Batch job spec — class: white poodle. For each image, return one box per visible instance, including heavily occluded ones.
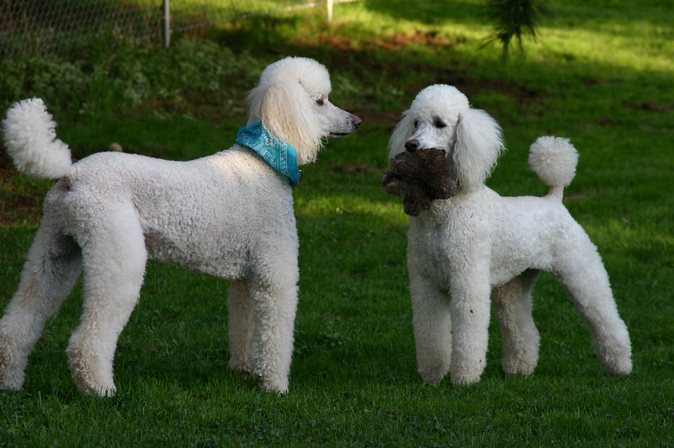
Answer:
[388,84,631,386]
[0,56,361,396]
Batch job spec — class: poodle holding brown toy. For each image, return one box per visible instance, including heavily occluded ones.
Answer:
[0,57,361,396]
[387,84,631,386]
[382,147,458,216]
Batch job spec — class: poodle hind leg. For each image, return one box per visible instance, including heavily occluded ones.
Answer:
[0,224,82,390]
[227,279,253,378]
[554,236,632,376]
[409,272,452,385]
[66,206,147,396]
[491,269,541,377]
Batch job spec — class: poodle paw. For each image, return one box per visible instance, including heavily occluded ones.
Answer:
[603,353,632,377]
[228,359,253,379]
[418,366,450,386]
[0,349,25,391]
[73,376,117,397]
[502,352,538,377]
[67,346,117,397]
[257,376,289,394]
[230,367,253,380]
[0,376,23,391]
[450,368,483,387]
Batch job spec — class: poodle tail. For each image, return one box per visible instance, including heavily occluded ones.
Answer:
[3,98,73,180]
[528,136,578,201]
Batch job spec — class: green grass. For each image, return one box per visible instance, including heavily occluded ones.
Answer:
[1,0,674,446]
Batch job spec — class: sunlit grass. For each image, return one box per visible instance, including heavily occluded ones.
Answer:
[296,194,406,220]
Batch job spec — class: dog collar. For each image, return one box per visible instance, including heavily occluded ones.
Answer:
[236,122,302,187]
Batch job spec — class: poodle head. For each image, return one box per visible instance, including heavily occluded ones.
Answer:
[388,85,505,192]
[246,57,361,166]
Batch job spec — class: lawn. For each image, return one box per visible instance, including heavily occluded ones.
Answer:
[0,0,673,446]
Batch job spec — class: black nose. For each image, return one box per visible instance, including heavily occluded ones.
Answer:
[405,139,420,152]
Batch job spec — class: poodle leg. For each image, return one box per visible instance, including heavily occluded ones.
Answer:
[0,224,81,390]
[554,237,632,376]
[491,269,541,377]
[449,271,492,386]
[409,272,452,385]
[248,262,299,394]
[66,206,147,396]
[227,279,253,378]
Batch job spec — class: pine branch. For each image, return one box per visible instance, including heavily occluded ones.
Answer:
[484,0,551,61]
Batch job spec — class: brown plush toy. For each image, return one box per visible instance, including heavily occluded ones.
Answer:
[382,148,458,216]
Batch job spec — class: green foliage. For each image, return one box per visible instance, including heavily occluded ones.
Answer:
[1,0,674,446]
[0,40,265,122]
[485,0,551,60]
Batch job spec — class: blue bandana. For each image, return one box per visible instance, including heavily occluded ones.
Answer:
[235,122,303,187]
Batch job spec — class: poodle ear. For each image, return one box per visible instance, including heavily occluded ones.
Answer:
[452,108,505,191]
[246,79,322,166]
[388,110,416,162]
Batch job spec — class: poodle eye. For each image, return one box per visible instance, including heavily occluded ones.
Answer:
[414,120,419,129]
[316,99,324,106]
[434,120,446,129]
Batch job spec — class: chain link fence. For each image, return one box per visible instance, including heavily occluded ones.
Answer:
[0,0,346,56]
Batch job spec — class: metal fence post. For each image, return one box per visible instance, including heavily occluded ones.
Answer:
[162,0,171,48]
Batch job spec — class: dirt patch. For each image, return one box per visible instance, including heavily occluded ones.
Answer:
[319,30,458,52]
[627,102,674,113]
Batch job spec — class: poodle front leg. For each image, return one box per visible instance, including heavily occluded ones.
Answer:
[249,269,299,394]
[449,275,491,386]
[66,208,147,396]
[491,269,541,377]
[409,272,452,385]
[0,225,81,390]
[227,279,253,378]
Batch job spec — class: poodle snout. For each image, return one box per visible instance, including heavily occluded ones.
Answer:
[405,139,420,152]
[330,112,362,138]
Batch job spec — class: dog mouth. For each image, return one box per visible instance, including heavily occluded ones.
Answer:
[329,132,351,138]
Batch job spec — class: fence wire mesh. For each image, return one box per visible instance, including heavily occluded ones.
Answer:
[0,0,329,56]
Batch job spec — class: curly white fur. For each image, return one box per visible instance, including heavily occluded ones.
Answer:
[390,85,632,386]
[3,98,72,180]
[529,136,578,187]
[0,57,360,396]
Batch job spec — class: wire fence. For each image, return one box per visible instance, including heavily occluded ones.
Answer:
[0,0,349,57]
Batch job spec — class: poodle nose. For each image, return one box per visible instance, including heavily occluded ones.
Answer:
[351,114,362,128]
[405,139,420,152]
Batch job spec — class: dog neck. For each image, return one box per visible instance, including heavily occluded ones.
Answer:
[236,122,303,187]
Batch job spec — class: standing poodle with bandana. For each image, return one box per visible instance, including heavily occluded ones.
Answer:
[0,57,361,396]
